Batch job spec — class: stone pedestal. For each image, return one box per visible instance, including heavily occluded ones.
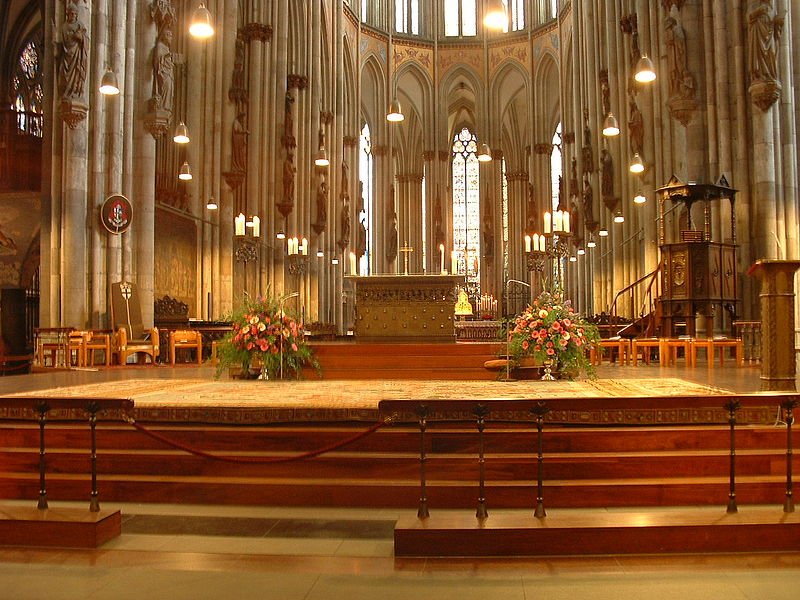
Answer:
[747,260,800,391]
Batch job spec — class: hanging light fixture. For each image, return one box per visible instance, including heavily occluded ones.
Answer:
[386,97,404,122]
[178,161,192,180]
[614,210,625,223]
[634,55,656,83]
[569,255,578,262]
[587,235,597,248]
[331,257,340,265]
[577,247,586,256]
[602,112,620,137]
[634,190,647,204]
[598,228,609,237]
[173,121,190,144]
[477,143,492,162]
[276,229,286,240]
[99,68,120,95]
[189,2,214,39]
[316,249,324,258]
[206,196,217,210]
[629,152,645,174]
[314,146,329,167]
[484,0,508,30]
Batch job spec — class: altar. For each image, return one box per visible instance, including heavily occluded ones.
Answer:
[347,274,465,342]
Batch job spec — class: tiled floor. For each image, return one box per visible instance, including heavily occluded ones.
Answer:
[2,360,799,599]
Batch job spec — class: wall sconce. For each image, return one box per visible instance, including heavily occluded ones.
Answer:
[634,55,657,83]
[602,113,620,137]
[477,143,492,162]
[173,121,190,144]
[178,161,192,180]
[99,68,120,95]
[629,153,645,174]
[189,2,214,39]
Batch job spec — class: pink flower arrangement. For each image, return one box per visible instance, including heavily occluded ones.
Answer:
[507,291,599,378]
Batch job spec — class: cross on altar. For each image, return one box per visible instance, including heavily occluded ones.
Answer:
[399,240,414,275]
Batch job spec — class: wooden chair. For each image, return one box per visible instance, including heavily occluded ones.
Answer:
[111,282,159,365]
[84,330,113,366]
[631,338,662,365]
[169,330,203,365]
[590,338,631,365]
[690,338,744,368]
[661,338,692,367]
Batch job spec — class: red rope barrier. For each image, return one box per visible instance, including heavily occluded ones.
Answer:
[125,416,390,464]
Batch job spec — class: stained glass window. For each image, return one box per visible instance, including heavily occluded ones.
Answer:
[359,122,374,275]
[395,0,419,34]
[444,0,476,37]
[452,128,481,288]
[12,39,43,137]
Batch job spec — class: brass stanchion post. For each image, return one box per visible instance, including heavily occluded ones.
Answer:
[782,399,797,513]
[724,399,740,513]
[474,404,489,520]
[87,401,100,512]
[531,401,550,518]
[415,404,430,519]
[36,400,49,510]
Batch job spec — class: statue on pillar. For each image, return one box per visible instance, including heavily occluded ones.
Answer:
[386,187,398,263]
[582,174,596,229]
[55,2,89,101]
[357,211,368,259]
[313,177,328,234]
[337,185,351,252]
[230,112,248,173]
[628,95,644,157]
[747,0,784,110]
[151,27,175,113]
[581,108,593,175]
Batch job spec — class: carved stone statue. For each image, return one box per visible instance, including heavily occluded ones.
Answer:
[283,92,295,148]
[356,211,367,259]
[748,0,783,83]
[581,174,595,226]
[231,113,248,172]
[56,3,89,100]
[664,13,689,99]
[282,153,295,203]
[601,147,614,198]
[386,188,398,262]
[152,27,174,112]
[581,108,593,174]
[526,182,537,234]
[569,157,579,199]
[315,178,328,227]
[628,95,644,156]
[229,37,247,104]
[338,192,351,251]
[482,212,494,259]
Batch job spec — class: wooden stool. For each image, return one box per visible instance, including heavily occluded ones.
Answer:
[590,338,631,365]
[631,338,662,365]
[690,338,744,368]
[169,330,203,365]
[661,338,692,366]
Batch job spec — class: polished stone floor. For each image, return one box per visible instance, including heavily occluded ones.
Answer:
[2,360,799,599]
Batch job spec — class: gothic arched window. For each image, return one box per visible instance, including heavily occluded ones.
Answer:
[444,0,477,37]
[451,127,481,286]
[395,0,419,35]
[359,122,374,275]
[12,38,44,137]
[501,0,525,32]
[550,122,563,211]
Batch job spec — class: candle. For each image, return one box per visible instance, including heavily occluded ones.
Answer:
[524,235,532,253]
[439,243,445,273]
[539,234,546,253]
[563,211,570,233]
[251,216,260,238]
[349,251,357,275]
[301,237,308,256]
[235,213,246,236]
[451,250,458,275]
[554,211,562,233]
[544,211,551,235]
[532,233,539,253]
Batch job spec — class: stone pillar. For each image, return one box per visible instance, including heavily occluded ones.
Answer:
[748,260,800,391]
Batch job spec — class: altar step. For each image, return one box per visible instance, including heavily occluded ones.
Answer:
[0,422,797,509]
[306,341,503,380]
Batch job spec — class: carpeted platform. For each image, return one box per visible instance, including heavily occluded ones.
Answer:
[2,377,734,424]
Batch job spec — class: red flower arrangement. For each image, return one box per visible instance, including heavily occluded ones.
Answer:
[507,291,599,378]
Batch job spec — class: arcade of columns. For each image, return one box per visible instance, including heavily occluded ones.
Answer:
[39,0,799,334]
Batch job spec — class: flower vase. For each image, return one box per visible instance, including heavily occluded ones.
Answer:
[541,359,556,381]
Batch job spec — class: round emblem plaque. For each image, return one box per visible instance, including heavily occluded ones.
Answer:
[100,194,133,234]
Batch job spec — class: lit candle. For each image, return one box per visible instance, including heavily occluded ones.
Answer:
[532,233,539,253]
[539,235,546,253]
[544,211,552,235]
[439,243,445,273]
[524,235,532,253]
[251,216,260,238]
[451,250,458,275]
[301,237,308,256]
[235,213,246,236]
[349,251,357,275]
[563,211,570,233]
[554,211,562,233]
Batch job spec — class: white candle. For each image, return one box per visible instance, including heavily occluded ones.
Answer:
[563,211,570,233]
[301,237,308,255]
[235,213,246,236]
[554,211,562,233]
[251,216,260,238]
[349,251,357,275]
[539,235,546,253]
[439,243,445,273]
[524,235,531,253]
[451,250,458,275]
[544,211,551,235]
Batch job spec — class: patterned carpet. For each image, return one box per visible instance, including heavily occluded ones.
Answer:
[2,377,734,424]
